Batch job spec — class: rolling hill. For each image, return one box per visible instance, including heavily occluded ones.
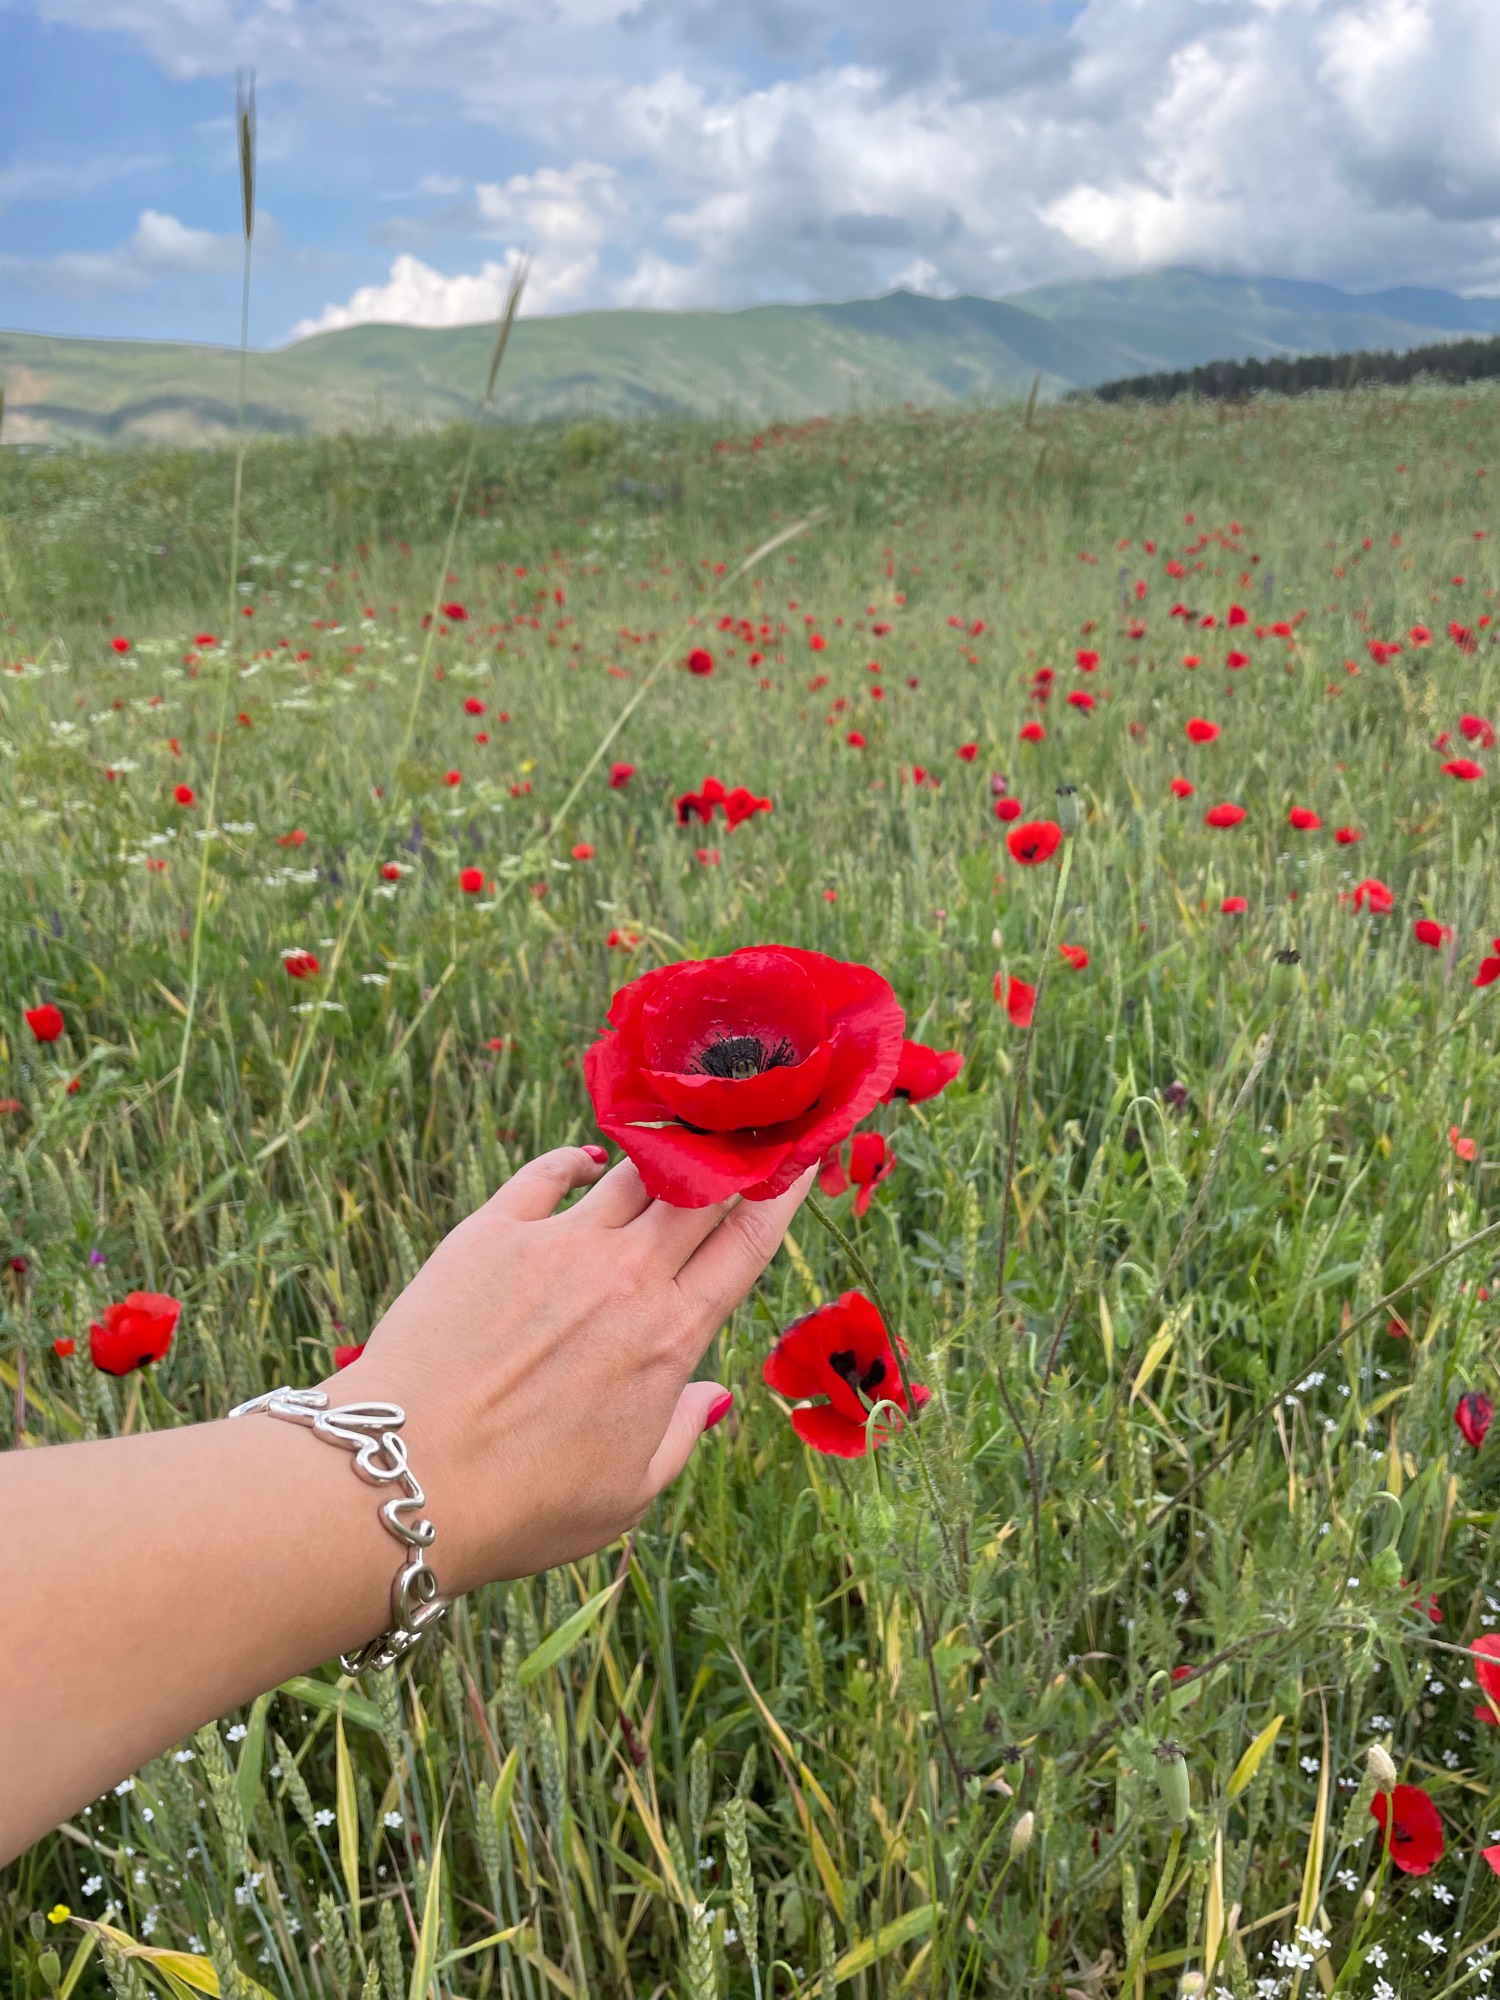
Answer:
[6,267,1500,447]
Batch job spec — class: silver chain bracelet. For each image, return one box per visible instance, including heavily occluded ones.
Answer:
[229,1387,449,1673]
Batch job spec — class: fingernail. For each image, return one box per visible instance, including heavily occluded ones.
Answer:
[582,1144,609,1165]
[704,1391,734,1431]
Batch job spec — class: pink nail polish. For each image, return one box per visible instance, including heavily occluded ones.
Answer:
[704,1391,734,1431]
[582,1144,609,1165]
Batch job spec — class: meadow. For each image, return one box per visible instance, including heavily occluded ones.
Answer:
[3,380,1500,2000]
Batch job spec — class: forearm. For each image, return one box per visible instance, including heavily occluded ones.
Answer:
[1,1412,393,1865]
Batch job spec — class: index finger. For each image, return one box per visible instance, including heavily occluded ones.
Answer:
[672,1167,817,1335]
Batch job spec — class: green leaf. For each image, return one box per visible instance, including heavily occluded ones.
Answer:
[1225,1714,1283,1800]
[277,1675,383,1733]
[827,1905,939,1988]
[518,1581,621,1686]
[234,1691,270,1827]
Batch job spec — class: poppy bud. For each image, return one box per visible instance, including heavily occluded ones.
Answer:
[1054,783,1081,834]
[1371,1544,1403,1591]
[1179,1976,1206,1999]
[1270,946,1304,1003]
[1154,1740,1191,1823]
[1367,1743,1397,1793]
[1008,1809,1035,1859]
[39,1949,62,1990]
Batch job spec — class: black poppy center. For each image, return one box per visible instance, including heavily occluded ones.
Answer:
[692,1033,797,1082]
[828,1348,887,1398]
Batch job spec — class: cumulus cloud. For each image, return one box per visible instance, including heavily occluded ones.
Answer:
[24,0,1500,319]
[4,208,246,294]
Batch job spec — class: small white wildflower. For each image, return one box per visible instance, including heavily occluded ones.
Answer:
[1367,1943,1388,1967]
[114,1777,136,1796]
[82,1876,102,1897]
[1300,1755,1321,1774]
[383,1810,403,1829]
[226,1723,248,1743]
[314,1808,335,1828]
[1417,1928,1448,1954]
[174,1749,195,1764]
[1432,1881,1455,1904]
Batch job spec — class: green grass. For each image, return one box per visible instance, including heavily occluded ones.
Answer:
[4,383,1500,1999]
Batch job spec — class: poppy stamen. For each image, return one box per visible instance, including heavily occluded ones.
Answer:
[693,1034,797,1081]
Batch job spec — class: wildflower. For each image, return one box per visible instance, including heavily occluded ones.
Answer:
[1205,803,1246,828]
[1414,920,1452,949]
[882,1040,963,1103]
[1443,758,1483,779]
[1007,820,1062,866]
[762,1290,928,1457]
[606,928,640,951]
[1185,718,1220,744]
[696,847,721,866]
[277,829,308,847]
[283,951,320,980]
[1475,942,1500,988]
[583,946,903,1207]
[722,786,773,830]
[1059,943,1089,970]
[1334,826,1362,844]
[459,866,485,894]
[686,647,715,676]
[464,697,486,715]
[24,1004,65,1043]
[333,1343,366,1370]
[174,783,196,807]
[1371,1784,1443,1874]
[1353,878,1394,913]
[998,975,1036,1028]
[1451,1126,1478,1162]
[1019,721,1046,742]
[1460,713,1495,747]
[1288,806,1321,831]
[442,602,468,621]
[90,1293,182,1376]
[1472,1636,1500,1721]
[380,862,402,881]
[956,743,978,762]
[444,769,462,788]
[1221,896,1248,913]
[571,842,595,861]
[846,731,866,749]
[1067,690,1095,711]
[994,796,1022,821]
[1171,778,1195,798]
[1456,1390,1492,1447]
[608,762,635,789]
[110,636,130,654]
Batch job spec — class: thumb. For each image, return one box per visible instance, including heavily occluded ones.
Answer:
[645,1381,734,1496]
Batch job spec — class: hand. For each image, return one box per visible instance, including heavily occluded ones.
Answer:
[333,1147,815,1597]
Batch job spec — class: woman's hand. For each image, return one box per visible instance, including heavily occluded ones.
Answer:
[0,1146,812,1862]
[339,1147,814,1596]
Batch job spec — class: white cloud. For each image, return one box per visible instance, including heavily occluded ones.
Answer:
[4,208,246,294]
[26,0,1500,317]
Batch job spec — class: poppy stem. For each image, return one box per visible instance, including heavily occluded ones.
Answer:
[995,838,1074,1323]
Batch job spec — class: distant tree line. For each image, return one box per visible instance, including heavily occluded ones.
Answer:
[1080,333,1500,404]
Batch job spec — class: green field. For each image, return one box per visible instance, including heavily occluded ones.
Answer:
[4,380,1500,1998]
[9,266,1500,445]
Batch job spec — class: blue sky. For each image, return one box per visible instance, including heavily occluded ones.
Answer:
[3,0,1500,348]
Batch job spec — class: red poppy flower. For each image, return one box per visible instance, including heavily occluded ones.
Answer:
[607,928,640,951]
[583,946,904,1206]
[24,1004,64,1043]
[571,843,595,862]
[997,974,1036,1028]
[283,951,320,980]
[762,1290,928,1457]
[89,1292,182,1376]
[1475,941,1500,987]
[277,828,308,848]
[882,1040,963,1103]
[817,1143,849,1197]
[1185,717,1220,744]
[464,697,486,715]
[1443,758,1484,780]
[111,635,131,653]
[333,1342,367,1370]
[1226,649,1249,670]
[1451,1125,1478,1162]
[53,1336,75,1358]
[846,730,866,749]
[1370,1785,1443,1875]
[1227,604,1247,627]
[1353,878,1394,913]
[722,786,773,830]
[1334,826,1362,845]
[686,647,715,676]
[459,866,485,894]
[1007,820,1062,865]
[444,769,462,788]
[1076,648,1099,671]
[1067,690,1095,711]
[1170,778,1195,798]
[696,847,721,867]
[956,743,978,762]
[1414,920,1451,949]
[1456,1390,1492,1446]
[1472,1634,1500,1721]
[174,783,196,807]
[1019,721,1046,742]
[1221,895,1248,914]
[608,762,635,789]
[1288,806,1321,831]
[1204,803,1245,828]
[1059,942,1089,970]
[994,797,1023,822]
[381,862,402,881]
[676,776,726,825]
[442,602,468,621]
[847,1131,897,1216]
[1460,714,1496,747]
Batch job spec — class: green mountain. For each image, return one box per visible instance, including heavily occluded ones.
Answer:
[6,268,1500,447]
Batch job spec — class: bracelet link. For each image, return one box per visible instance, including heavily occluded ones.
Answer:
[229,1385,448,1674]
